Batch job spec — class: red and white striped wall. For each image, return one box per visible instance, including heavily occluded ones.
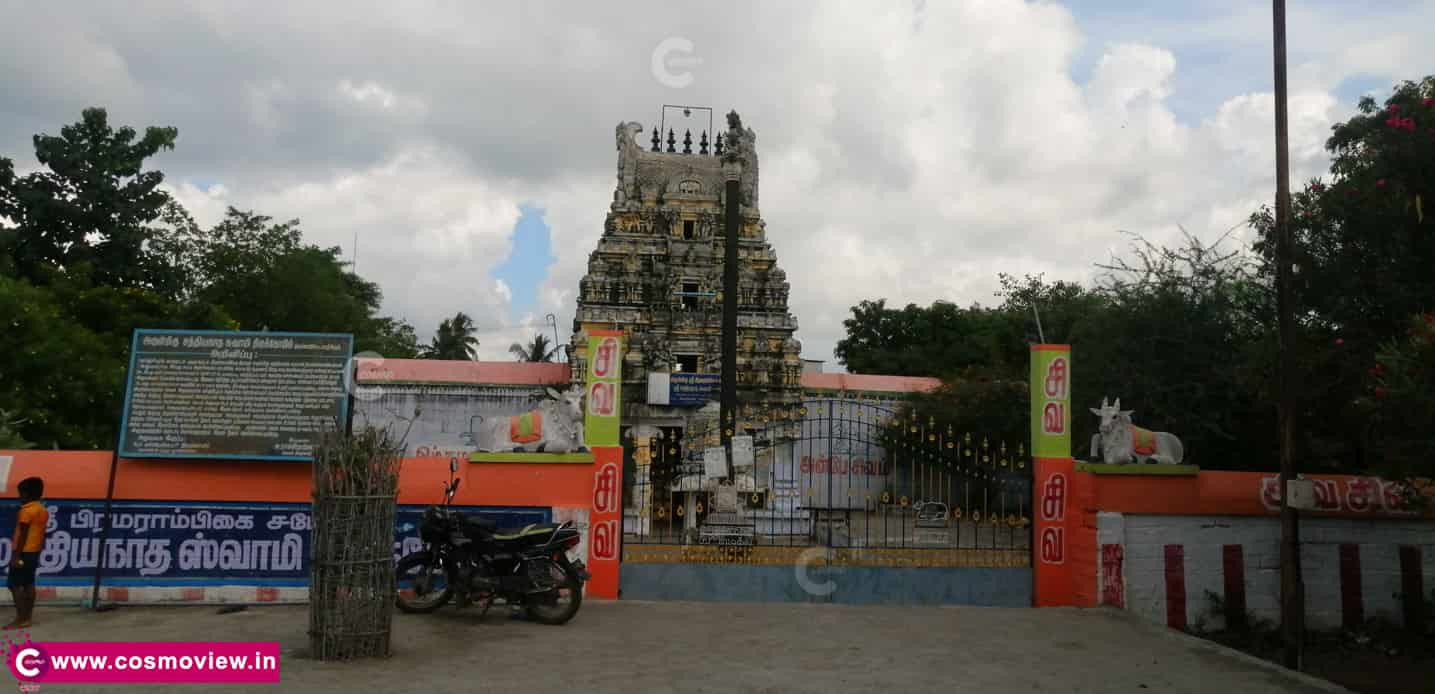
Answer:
[2,585,309,606]
[1098,512,1434,631]
[3,582,593,607]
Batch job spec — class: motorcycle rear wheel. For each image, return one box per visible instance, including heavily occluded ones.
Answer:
[395,552,453,614]
[523,561,582,625]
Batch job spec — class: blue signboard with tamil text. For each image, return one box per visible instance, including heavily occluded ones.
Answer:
[118,329,354,461]
[669,373,721,406]
[0,500,548,586]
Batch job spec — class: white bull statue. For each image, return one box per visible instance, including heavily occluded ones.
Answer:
[472,385,588,453]
[1089,397,1184,465]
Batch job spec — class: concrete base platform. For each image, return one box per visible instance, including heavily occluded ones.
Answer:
[621,564,1032,605]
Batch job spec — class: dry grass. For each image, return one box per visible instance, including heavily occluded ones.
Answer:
[307,421,408,661]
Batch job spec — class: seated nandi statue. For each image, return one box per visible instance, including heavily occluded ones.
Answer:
[471,385,587,453]
[1088,397,1185,465]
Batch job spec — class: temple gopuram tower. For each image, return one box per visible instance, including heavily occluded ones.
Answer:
[568,109,803,447]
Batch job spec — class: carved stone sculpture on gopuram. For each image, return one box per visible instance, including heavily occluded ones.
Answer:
[572,109,801,438]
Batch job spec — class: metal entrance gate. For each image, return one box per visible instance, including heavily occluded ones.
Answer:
[620,397,1033,605]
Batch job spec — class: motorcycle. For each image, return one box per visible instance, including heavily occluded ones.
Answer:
[395,458,590,624]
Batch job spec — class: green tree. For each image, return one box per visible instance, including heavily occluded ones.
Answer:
[0,274,126,449]
[422,312,479,360]
[1361,312,1435,498]
[1250,76,1435,475]
[1,109,427,448]
[897,366,1031,439]
[994,273,1109,348]
[360,317,421,359]
[0,157,18,277]
[509,334,557,362]
[1,108,181,294]
[0,409,35,450]
[841,231,1277,470]
[185,207,414,353]
[1079,232,1277,469]
[834,299,1024,377]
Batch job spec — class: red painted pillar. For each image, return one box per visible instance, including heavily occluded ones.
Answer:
[1338,544,1363,630]
[1034,457,1075,606]
[1164,544,1187,630]
[1223,544,1248,630]
[1030,344,1084,607]
[1399,546,1425,632]
[581,328,626,600]
[586,447,623,599]
[1069,470,1099,608]
[1101,543,1125,608]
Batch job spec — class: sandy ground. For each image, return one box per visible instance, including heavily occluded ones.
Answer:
[12,601,1348,693]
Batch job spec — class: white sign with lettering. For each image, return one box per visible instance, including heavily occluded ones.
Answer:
[731,436,754,470]
[704,447,727,479]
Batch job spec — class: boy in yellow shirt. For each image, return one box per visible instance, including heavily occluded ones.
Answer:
[7,477,48,629]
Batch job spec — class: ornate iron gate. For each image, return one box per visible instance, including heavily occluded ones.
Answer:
[621,396,1032,603]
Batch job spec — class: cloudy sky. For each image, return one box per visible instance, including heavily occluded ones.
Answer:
[3,1,1431,366]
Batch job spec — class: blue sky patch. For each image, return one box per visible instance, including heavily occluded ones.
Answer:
[491,202,556,320]
[1333,74,1394,107]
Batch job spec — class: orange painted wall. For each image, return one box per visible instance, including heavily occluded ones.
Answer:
[1089,470,1435,520]
[1032,465,1434,609]
[0,450,593,509]
[402,458,594,508]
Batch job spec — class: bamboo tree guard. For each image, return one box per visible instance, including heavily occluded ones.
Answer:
[308,423,406,660]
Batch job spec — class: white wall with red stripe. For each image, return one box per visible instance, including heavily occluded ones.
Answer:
[1098,512,1435,631]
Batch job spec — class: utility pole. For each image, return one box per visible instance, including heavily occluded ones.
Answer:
[720,113,743,480]
[1272,0,1304,671]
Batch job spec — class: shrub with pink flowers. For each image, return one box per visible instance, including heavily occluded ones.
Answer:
[1360,313,1435,500]
[1249,75,1435,482]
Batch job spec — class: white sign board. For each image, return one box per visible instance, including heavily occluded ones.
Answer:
[731,435,754,470]
[715,484,739,513]
[1286,479,1318,511]
[704,446,727,479]
[646,372,671,406]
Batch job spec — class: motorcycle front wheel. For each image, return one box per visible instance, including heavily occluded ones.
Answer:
[395,551,453,614]
[523,559,582,625]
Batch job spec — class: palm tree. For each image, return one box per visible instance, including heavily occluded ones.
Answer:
[421,311,479,360]
[508,333,557,362]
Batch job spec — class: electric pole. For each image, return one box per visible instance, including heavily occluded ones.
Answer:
[1272,0,1304,671]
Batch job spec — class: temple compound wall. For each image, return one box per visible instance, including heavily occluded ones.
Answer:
[1033,460,1435,632]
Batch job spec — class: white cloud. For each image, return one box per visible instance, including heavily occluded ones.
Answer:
[339,80,397,109]
[166,146,530,359]
[167,182,231,226]
[492,279,513,305]
[5,1,1433,369]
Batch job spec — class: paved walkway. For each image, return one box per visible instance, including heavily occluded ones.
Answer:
[20,602,1344,693]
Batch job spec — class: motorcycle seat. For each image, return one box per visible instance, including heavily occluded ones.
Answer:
[462,515,499,534]
[492,522,562,541]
